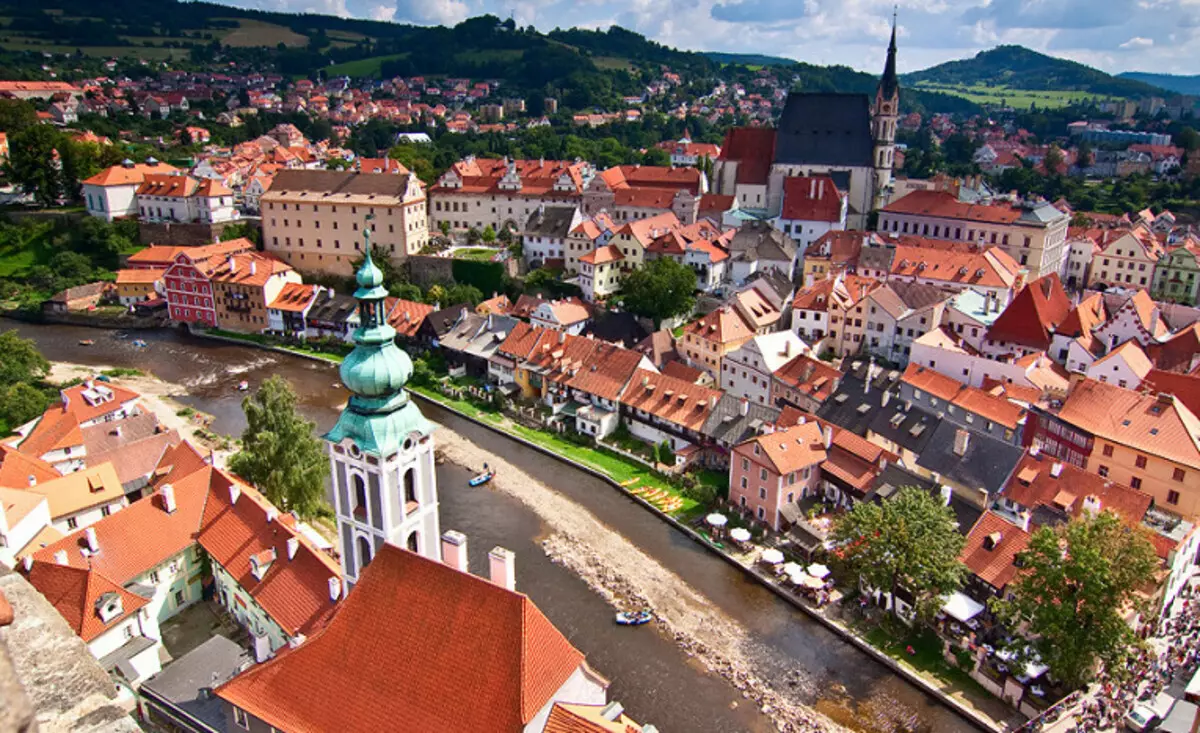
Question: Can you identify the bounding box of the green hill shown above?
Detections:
[1118,72,1200,96]
[702,51,796,67]
[903,45,1169,98]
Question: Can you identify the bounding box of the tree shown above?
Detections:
[425,283,447,306]
[392,282,423,301]
[6,126,66,206]
[617,257,696,328]
[445,283,483,306]
[0,331,49,389]
[438,220,451,237]
[72,218,133,269]
[481,224,497,244]
[1044,144,1065,175]
[0,99,38,134]
[832,486,967,620]
[0,382,48,431]
[1077,141,1094,169]
[992,512,1158,689]
[524,267,558,293]
[466,227,482,245]
[228,376,329,518]
[642,147,670,166]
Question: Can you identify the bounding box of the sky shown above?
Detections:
[210,0,1200,76]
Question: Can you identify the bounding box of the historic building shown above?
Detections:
[324,231,441,588]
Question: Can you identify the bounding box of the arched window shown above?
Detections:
[403,468,417,510]
[406,531,419,554]
[352,474,367,520]
[357,536,373,571]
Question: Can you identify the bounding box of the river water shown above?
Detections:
[6,320,983,733]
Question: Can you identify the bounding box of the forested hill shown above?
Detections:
[903,45,1170,98]
[1118,72,1200,96]
[703,52,796,67]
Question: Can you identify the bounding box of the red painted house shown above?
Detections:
[163,252,217,326]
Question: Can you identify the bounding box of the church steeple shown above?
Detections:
[878,9,899,104]
[325,222,440,587]
[871,9,900,212]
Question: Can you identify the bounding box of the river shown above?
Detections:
[5,320,986,733]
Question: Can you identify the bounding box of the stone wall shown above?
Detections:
[138,219,249,246]
[406,255,455,287]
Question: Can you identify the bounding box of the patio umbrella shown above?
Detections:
[729,527,751,542]
[799,574,825,590]
[782,562,804,577]
[706,513,728,528]
[807,563,831,579]
[760,548,784,565]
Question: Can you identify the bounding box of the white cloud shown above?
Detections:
[1119,35,1154,48]
[368,4,396,20]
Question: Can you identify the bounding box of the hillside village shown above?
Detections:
[5,8,1200,733]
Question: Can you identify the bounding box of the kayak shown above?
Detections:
[132,340,148,348]
[615,611,652,626]
[236,380,249,391]
[78,339,95,346]
[468,470,495,487]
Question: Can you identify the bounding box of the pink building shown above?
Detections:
[729,422,826,529]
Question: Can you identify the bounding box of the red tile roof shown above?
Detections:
[580,245,623,266]
[564,342,645,402]
[16,407,82,459]
[81,162,180,187]
[385,298,433,338]
[1144,369,1200,419]
[216,543,587,733]
[1001,452,1150,528]
[718,127,775,185]
[619,368,721,432]
[197,471,341,637]
[682,306,754,346]
[986,274,1071,350]
[884,190,1030,225]
[773,354,841,404]
[736,422,826,475]
[1056,378,1200,468]
[780,176,843,222]
[268,283,317,313]
[0,444,60,489]
[959,511,1030,591]
[25,562,148,642]
[59,381,141,424]
[890,246,1021,289]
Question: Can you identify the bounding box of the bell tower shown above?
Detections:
[325,222,440,588]
[872,9,900,210]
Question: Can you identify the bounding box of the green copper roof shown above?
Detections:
[323,225,432,456]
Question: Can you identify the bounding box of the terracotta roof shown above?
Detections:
[564,342,645,402]
[136,173,200,197]
[780,176,843,222]
[718,127,776,186]
[1057,292,1107,338]
[510,294,548,319]
[600,165,703,195]
[792,279,835,311]
[1144,369,1200,419]
[81,162,180,187]
[432,158,586,198]
[27,463,125,519]
[619,368,721,432]
[0,444,61,489]
[616,212,682,248]
[773,355,842,404]
[115,268,166,285]
[208,252,293,288]
[661,360,704,383]
[890,246,1021,289]
[698,193,735,215]
[0,487,46,530]
[535,300,590,326]
[682,307,754,346]
[268,283,317,313]
[150,441,212,489]
[1149,322,1200,372]
[216,544,587,733]
[476,294,512,315]
[496,321,543,360]
[736,422,827,475]
[1056,378,1200,468]
[1090,340,1154,382]
[884,190,1054,225]
[125,239,255,267]
[85,429,180,487]
[545,703,642,733]
[16,408,82,459]
[986,274,1070,350]
[197,472,340,636]
[901,363,963,402]
[1002,452,1150,528]
[25,562,149,642]
[959,511,1030,590]
[804,230,867,263]
[31,466,212,583]
[60,381,140,424]
[195,178,233,197]
[580,245,623,266]
[951,388,1025,430]
[385,298,433,338]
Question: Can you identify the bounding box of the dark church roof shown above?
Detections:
[773,93,874,169]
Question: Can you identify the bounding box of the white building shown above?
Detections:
[530,299,591,334]
[523,205,583,268]
[81,159,180,221]
[0,487,52,568]
[720,331,809,405]
[136,173,238,224]
[578,246,624,303]
[774,175,847,252]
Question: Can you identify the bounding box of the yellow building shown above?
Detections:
[679,306,755,378]
[115,268,165,305]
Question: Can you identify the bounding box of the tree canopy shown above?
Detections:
[833,486,967,620]
[616,256,696,327]
[228,376,329,518]
[991,511,1158,689]
[0,330,49,390]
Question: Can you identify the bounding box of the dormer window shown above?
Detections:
[982,532,1001,551]
[249,548,277,581]
[96,592,123,624]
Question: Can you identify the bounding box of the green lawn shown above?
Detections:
[324,53,410,78]
[593,56,634,72]
[215,18,308,48]
[452,247,500,262]
[862,621,986,697]
[913,82,1121,109]
[0,221,55,278]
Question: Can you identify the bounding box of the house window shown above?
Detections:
[1168,490,1181,505]
[1102,444,1114,457]
[759,487,767,500]
[174,590,185,606]
[740,476,748,489]
[1135,455,1147,469]
[760,468,768,481]
[741,457,749,471]
[757,507,765,520]
[233,707,250,729]
[1098,465,1109,477]
[1174,468,1186,482]
[1130,477,1142,490]
[66,517,77,530]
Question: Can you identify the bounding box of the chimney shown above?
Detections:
[442,530,469,572]
[227,254,236,272]
[22,555,32,572]
[250,260,257,276]
[823,425,833,449]
[810,178,816,198]
[740,399,749,416]
[288,634,306,649]
[1017,510,1031,532]
[230,483,241,505]
[953,429,970,457]
[113,425,122,438]
[488,546,516,591]
[161,484,177,514]
[881,390,891,407]
[1082,495,1101,516]
[286,537,299,560]
[1030,444,1041,457]
[1050,462,1064,478]
[266,508,278,523]
[940,485,952,506]
[328,576,341,602]
[84,527,99,553]
[27,474,36,487]
[54,550,68,566]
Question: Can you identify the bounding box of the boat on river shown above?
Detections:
[468,469,495,487]
[236,380,250,392]
[132,339,148,348]
[78,339,94,346]
[615,610,652,626]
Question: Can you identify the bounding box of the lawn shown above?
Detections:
[0,39,180,59]
[452,247,500,262]
[593,56,634,72]
[454,49,523,64]
[862,621,987,698]
[324,53,410,78]
[214,18,308,48]
[913,82,1121,109]
[0,221,55,278]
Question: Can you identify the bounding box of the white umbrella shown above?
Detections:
[782,562,804,577]
[706,513,728,528]
[799,574,825,590]
[807,563,831,580]
[729,527,751,542]
[760,548,784,564]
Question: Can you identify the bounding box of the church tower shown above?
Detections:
[325,225,440,588]
[872,12,900,210]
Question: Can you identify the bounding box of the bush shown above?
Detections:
[100,367,143,378]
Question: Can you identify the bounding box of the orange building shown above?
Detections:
[208,252,301,333]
